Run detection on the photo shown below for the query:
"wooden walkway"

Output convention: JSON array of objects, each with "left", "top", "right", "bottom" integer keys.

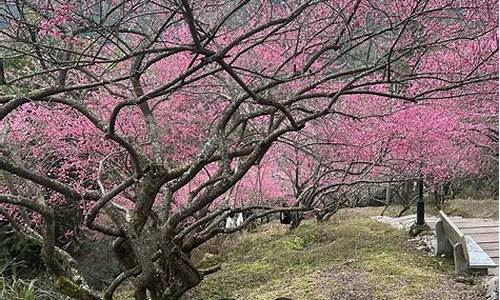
[{"left": 426, "top": 216, "right": 499, "bottom": 275}]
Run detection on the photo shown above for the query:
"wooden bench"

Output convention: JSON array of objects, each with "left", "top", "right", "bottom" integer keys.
[{"left": 435, "top": 210, "right": 497, "bottom": 274}]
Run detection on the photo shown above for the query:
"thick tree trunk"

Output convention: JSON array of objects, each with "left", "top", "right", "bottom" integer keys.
[{"left": 385, "top": 183, "right": 392, "bottom": 205}]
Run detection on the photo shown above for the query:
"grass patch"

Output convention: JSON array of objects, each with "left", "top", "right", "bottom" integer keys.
[
  {"left": 443, "top": 199, "right": 498, "bottom": 219},
  {"left": 0, "top": 275, "right": 64, "bottom": 300},
  {"left": 338, "top": 198, "right": 498, "bottom": 220},
  {"left": 189, "top": 212, "right": 483, "bottom": 300}
]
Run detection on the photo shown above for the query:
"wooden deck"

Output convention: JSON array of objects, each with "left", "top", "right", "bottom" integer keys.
[{"left": 427, "top": 217, "right": 499, "bottom": 275}]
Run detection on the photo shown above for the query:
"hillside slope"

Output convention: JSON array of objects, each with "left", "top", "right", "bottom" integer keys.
[{"left": 188, "top": 210, "right": 484, "bottom": 300}]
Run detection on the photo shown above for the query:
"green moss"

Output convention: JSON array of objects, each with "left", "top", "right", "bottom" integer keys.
[
  {"left": 113, "top": 287, "right": 135, "bottom": 300},
  {"left": 55, "top": 276, "right": 97, "bottom": 299},
  {"left": 335, "top": 198, "right": 498, "bottom": 220},
  {"left": 444, "top": 199, "right": 498, "bottom": 219},
  {"left": 190, "top": 213, "right": 481, "bottom": 300},
  {"left": 196, "top": 253, "right": 222, "bottom": 269},
  {"left": 282, "top": 236, "right": 308, "bottom": 251},
  {"left": 241, "top": 271, "right": 331, "bottom": 300}
]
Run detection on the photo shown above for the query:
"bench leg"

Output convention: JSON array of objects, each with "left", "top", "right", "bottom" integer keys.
[
  {"left": 453, "top": 243, "right": 469, "bottom": 274},
  {"left": 435, "top": 220, "right": 453, "bottom": 256}
]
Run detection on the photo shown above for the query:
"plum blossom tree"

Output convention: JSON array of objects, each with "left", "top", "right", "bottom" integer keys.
[
  {"left": 272, "top": 91, "right": 497, "bottom": 225},
  {"left": 0, "top": 0, "right": 497, "bottom": 299}
]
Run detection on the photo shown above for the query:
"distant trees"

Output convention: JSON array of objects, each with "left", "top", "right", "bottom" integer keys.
[
  {"left": 269, "top": 90, "right": 498, "bottom": 224},
  {"left": 0, "top": 0, "right": 497, "bottom": 299}
]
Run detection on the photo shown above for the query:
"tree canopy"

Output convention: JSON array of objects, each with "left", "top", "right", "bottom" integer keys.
[{"left": 0, "top": 0, "right": 497, "bottom": 299}]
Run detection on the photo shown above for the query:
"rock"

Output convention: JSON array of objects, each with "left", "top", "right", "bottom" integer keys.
[
  {"left": 454, "top": 276, "right": 475, "bottom": 285},
  {"left": 408, "top": 223, "right": 432, "bottom": 237},
  {"left": 416, "top": 245, "right": 429, "bottom": 251},
  {"left": 483, "top": 276, "right": 499, "bottom": 300},
  {"left": 198, "top": 253, "right": 221, "bottom": 268},
  {"left": 373, "top": 215, "right": 438, "bottom": 254},
  {"left": 203, "top": 253, "right": 216, "bottom": 260}
]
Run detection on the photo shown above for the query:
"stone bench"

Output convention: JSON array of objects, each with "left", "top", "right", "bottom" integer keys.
[{"left": 436, "top": 210, "right": 497, "bottom": 274}]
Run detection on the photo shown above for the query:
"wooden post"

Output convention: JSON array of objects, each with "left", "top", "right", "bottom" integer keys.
[
  {"left": 416, "top": 178, "right": 424, "bottom": 225},
  {"left": 453, "top": 243, "right": 469, "bottom": 274},
  {"left": 435, "top": 220, "right": 453, "bottom": 256}
]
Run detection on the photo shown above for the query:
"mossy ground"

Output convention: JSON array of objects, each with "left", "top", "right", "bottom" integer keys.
[
  {"left": 114, "top": 199, "right": 496, "bottom": 299},
  {"left": 188, "top": 207, "right": 486, "bottom": 300},
  {"left": 375, "top": 198, "right": 498, "bottom": 219},
  {"left": 441, "top": 198, "right": 498, "bottom": 219}
]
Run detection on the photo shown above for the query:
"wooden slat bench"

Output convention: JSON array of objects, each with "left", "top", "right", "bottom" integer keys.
[{"left": 435, "top": 210, "right": 497, "bottom": 274}]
